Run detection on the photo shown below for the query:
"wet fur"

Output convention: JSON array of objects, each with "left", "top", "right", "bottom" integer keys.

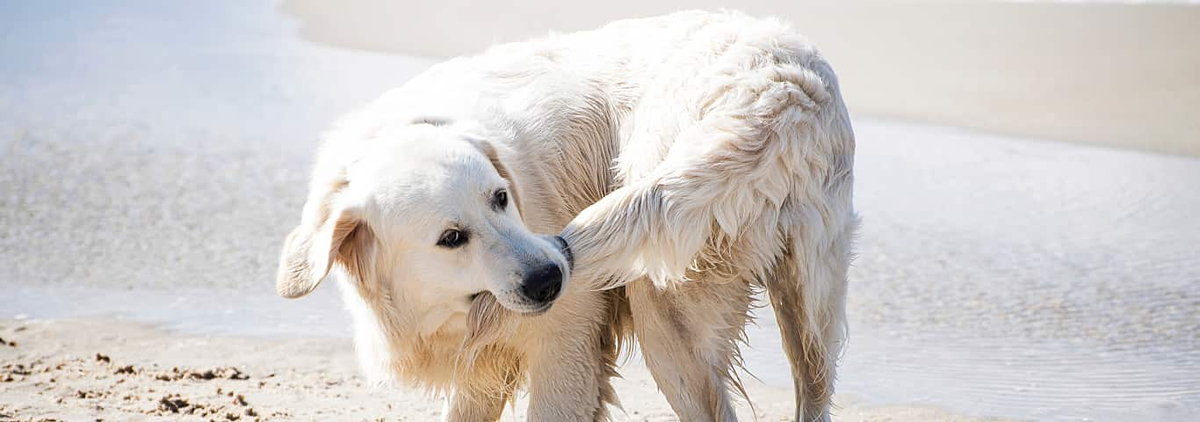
[{"left": 277, "top": 10, "right": 854, "bottom": 422}]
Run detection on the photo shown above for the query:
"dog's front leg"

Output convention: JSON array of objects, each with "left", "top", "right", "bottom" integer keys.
[
  {"left": 440, "top": 345, "right": 523, "bottom": 422},
  {"left": 524, "top": 339, "right": 607, "bottom": 422},
  {"left": 441, "top": 385, "right": 509, "bottom": 422},
  {"left": 521, "top": 291, "right": 620, "bottom": 422}
]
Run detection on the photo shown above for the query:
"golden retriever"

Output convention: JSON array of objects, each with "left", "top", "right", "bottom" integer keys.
[{"left": 276, "top": 10, "right": 856, "bottom": 422}]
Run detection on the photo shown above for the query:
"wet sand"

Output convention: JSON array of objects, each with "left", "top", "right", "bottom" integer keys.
[
  {"left": 280, "top": 0, "right": 1200, "bottom": 157},
  {"left": 2, "top": 1, "right": 1198, "bottom": 421}
]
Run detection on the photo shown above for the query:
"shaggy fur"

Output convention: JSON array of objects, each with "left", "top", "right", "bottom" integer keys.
[{"left": 276, "top": 10, "right": 855, "bottom": 422}]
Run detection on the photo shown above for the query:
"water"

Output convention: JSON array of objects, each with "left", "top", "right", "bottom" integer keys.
[
  {"left": 3, "top": 1, "right": 1198, "bottom": 421},
  {"left": 747, "top": 303, "right": 1199, "bottom": 422},
  {"left": 4, "top": 286, "right": 349, "bottom": 338}
]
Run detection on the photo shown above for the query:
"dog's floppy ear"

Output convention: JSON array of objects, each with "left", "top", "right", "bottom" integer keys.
[
  {"left": 277, "top": 206, "right": 361, "bottom": 298},
  {"left": 467, "top": 138, "right": 524, "bottom": 217},
  {"left": 277, "top": 164, "right": 365, "bottom": 299}
]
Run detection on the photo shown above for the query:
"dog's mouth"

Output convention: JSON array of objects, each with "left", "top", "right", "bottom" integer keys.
[
  {"left": 523, "top": 302, "right": 553, "bottom": 316},
  {"left": 469, "top": 291, "right": 553, "bottom": 316}
]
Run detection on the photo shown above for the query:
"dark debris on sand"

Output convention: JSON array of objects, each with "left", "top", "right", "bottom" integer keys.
[{"left": 152, "top": 366, "right": 249, "bottom": 382}]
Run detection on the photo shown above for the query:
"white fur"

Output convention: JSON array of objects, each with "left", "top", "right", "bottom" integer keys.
[{"left": 277, "top": 10, "right": 856, "bottom": 422}]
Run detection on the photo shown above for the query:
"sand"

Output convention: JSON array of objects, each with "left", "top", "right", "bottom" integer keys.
[
  {"left": 279, "top": 0, "right": 1200, "bottom": 157},
  {"left": 2, "top": 1, "right": 1198, "bottom": 421},
  {"left": 0, "top": 319, "right": 1004, "bottom": 422}
]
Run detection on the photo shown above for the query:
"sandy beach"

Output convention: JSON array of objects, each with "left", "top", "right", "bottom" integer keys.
[{"left": 2, "top": 1, "right": 1197, "bottom": 421}]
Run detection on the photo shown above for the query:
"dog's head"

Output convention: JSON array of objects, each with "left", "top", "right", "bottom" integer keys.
[{"left": 276, "top": 122, "right": 570, "bottom": 314}]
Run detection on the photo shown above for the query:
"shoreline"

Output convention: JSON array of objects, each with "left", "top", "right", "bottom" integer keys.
[{"left": 279, "top": 0, "right": 1200, "bottom": 157}]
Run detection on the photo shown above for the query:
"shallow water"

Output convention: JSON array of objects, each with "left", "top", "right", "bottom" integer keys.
[{"left": 2, "top": 1, "right": 1198, "bottom": 421}]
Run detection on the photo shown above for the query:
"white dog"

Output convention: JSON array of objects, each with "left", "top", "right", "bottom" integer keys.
[{"left": 277, "top": 10, "right": 856, "bottom": 422}]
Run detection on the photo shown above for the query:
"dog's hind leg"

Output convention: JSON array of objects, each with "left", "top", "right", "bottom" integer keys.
[
  {"left": 764, "top": 207, "right": 856, "bottom": 422},
  {"left": 628, "top": 277, "right": 753, "bottom": 422}
]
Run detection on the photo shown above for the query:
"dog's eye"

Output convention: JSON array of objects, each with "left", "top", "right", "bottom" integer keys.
[
  {"left": 492, "top": 189, "right": 508, "bottom": 210},
  {"left": 437, "top": 229, "right": 469, "bottom": 248}
]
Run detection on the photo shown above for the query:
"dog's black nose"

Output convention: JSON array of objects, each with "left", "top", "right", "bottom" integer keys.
[
  {"left": 520, "top": 264, "right": 562, "bottom": 304},
  {"left": 553, "top": 236, "right": 574, "bottom": 271}
]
